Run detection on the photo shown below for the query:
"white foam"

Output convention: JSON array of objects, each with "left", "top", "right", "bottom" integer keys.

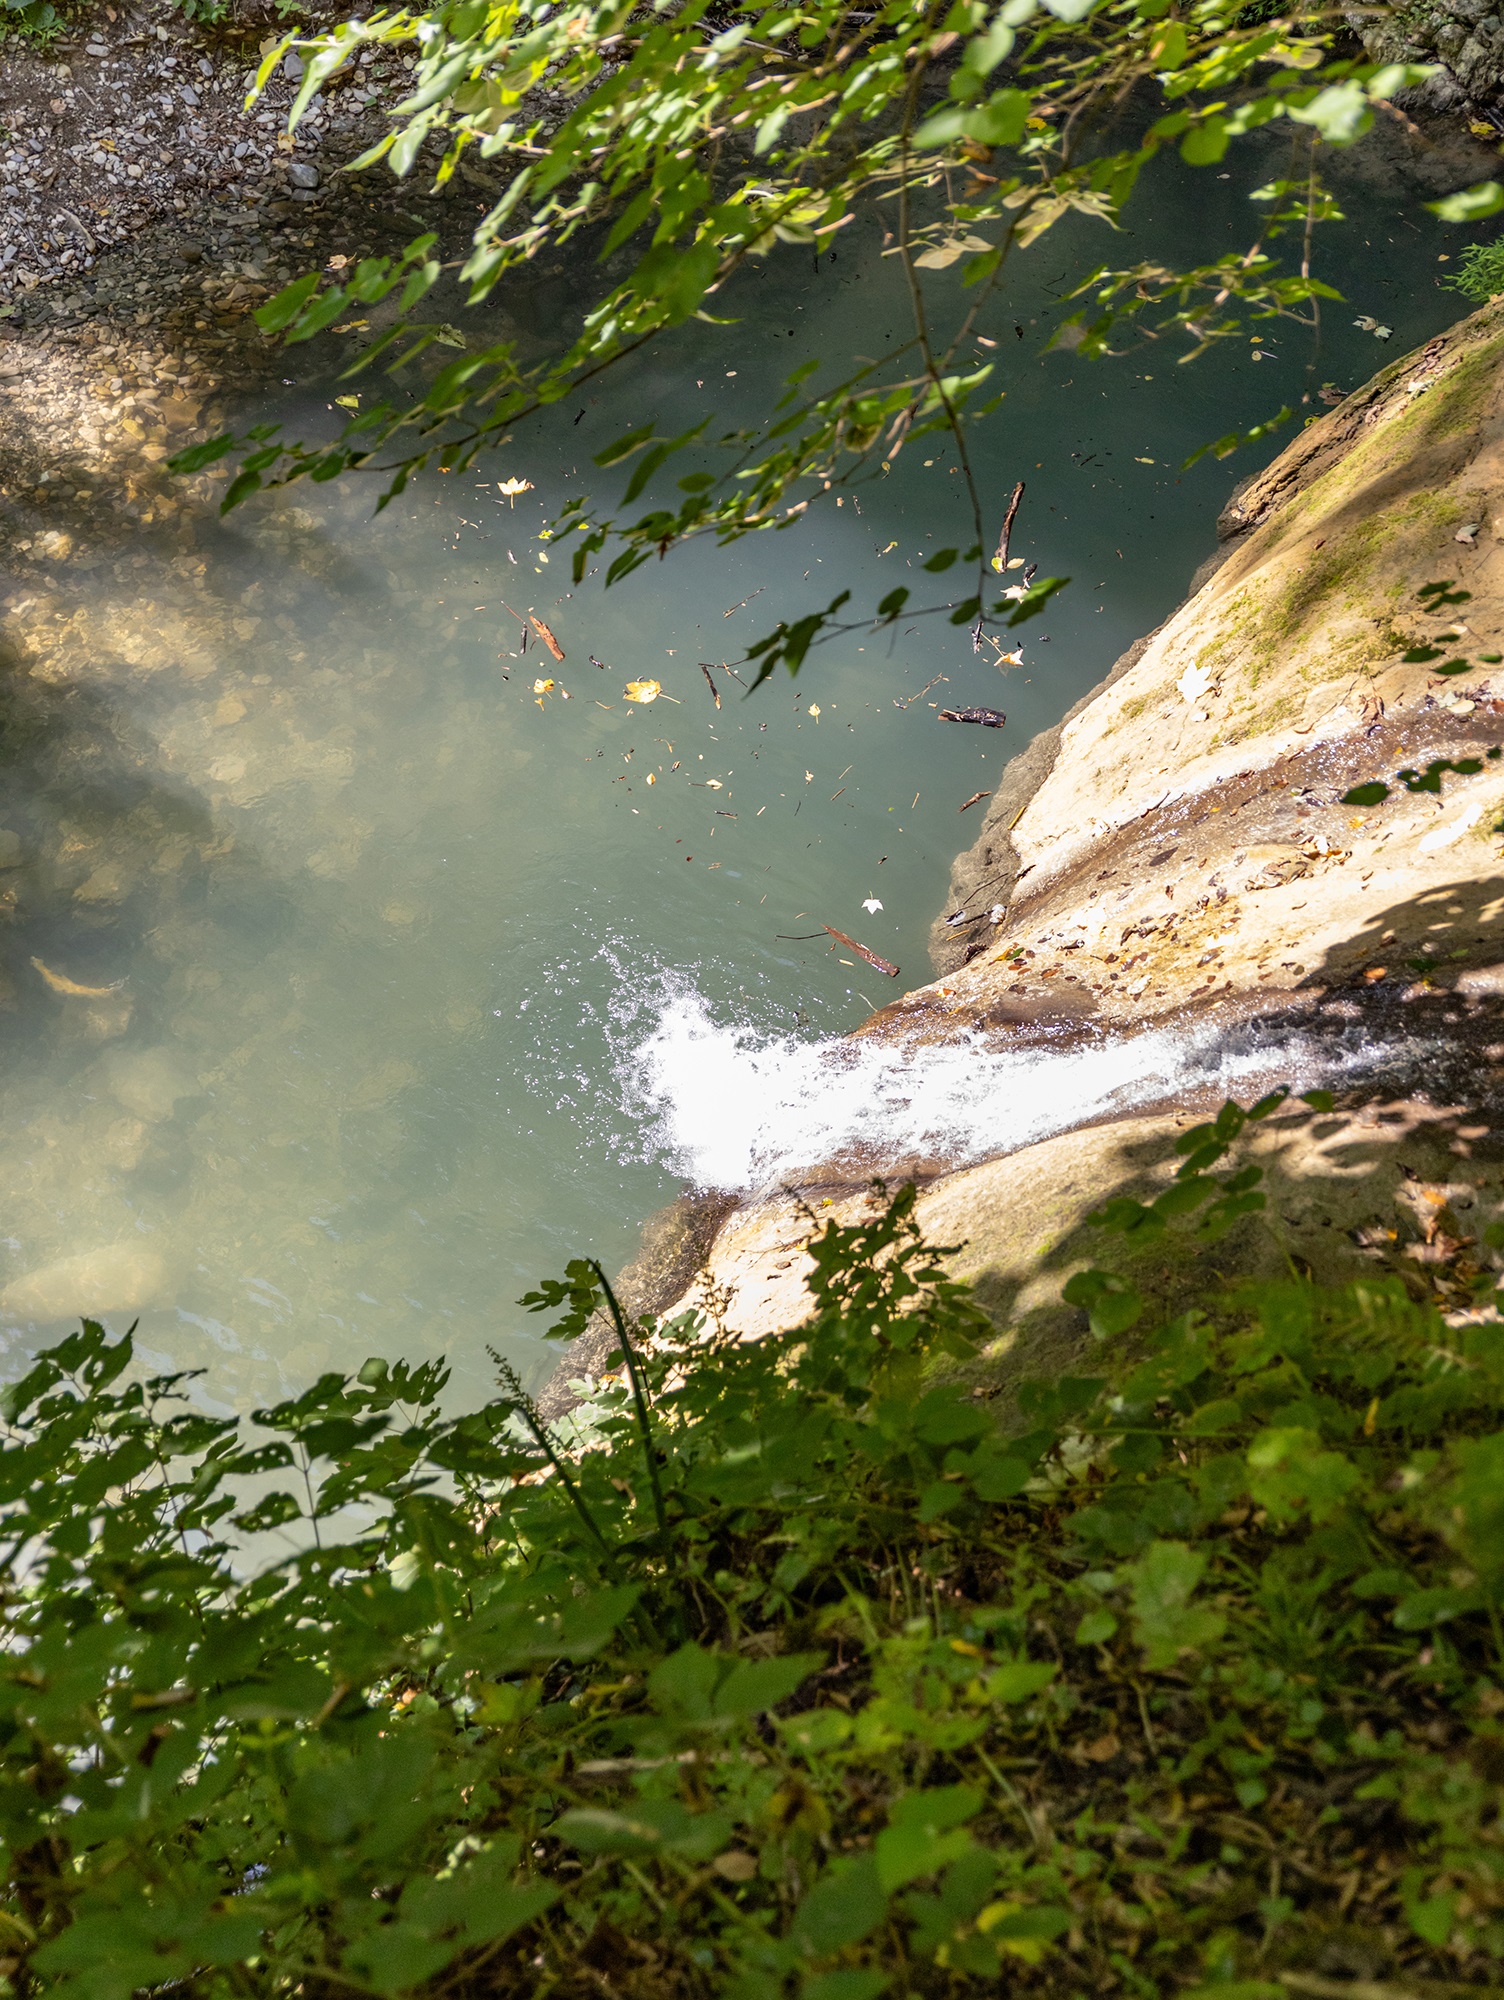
[{"left": 623, "top": 987, "right": 1369, "bottom": 1192}]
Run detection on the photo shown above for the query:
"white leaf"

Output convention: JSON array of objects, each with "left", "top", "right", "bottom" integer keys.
[{"left": 1176, "top": 662, "right": 1216, "bottom": 706}]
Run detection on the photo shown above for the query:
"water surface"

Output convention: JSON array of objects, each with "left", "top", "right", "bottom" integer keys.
[{"left": 0, "top": 125, "right": 1479, "bottom": 1401}]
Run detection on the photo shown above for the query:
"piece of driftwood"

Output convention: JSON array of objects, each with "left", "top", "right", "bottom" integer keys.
[
  {"left": 994, "top": 479, "right": 1025, "bottom": 572},
  {"left": 823, "top": 926, "right": 899, "bottom": 978},
  {"left": 530, "top": 615, "right": 565, "bottom": 661},
  {"left": 938, "top": 706, "right": 1007, "bottom": 728}
]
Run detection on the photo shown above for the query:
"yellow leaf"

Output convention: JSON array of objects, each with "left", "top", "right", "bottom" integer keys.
[
  {"left": 623, "top": 680, "right": 662, "bottom": 704},
  {"left": 533, "top": 677, "right": 555, "bottom": 695}
]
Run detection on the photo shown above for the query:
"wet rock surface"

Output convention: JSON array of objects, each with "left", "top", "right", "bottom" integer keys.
[{"left": 607, "top": 299, "right": 1504, "bottom": 1391}]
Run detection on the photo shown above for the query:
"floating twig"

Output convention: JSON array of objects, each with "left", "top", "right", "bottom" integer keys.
[
  {"left": 722, "top": 587, "right": 766, "bottom": 619},
  {"left": 823, "top": 926, "right": 899, "bottom": 978},
  {"left": 958, "top": 790, "right": 991, "bottom": 812},
  {"left": 993, "top": 479, "right": 1025, "bottom": 573},
  {"left": 530, "top": 615, "right": 565, "bottom": 662},
  {"left": 894, "top": 674, "right": 948, "bottom": 710}
]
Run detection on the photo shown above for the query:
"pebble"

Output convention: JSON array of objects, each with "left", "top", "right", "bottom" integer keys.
[{"left": 0, "top": 20, "right": 413, "bottom": 307}]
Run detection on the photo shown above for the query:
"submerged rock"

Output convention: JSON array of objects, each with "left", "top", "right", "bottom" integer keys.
[
  {"left": 102, "top": 1047, "right": 196, "bottom": 1124},
  {"left": 1, "top": 1242, "right": 167, "bottom": 1321}
]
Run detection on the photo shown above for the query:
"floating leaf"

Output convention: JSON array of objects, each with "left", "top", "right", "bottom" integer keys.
[{"left": 623, "top": 680, "right": 662, "bottom": 704}]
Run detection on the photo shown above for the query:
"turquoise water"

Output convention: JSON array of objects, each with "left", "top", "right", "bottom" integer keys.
[{"left": 0, "top": 132, "right": 1474, "bottom": 1403}]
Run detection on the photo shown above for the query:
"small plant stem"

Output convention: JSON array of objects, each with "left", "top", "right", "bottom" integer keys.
[
  {"left": 491, "top": 1351, "right": 620, "bottom": 1575},
  {"left": 519, "top": 1408, "right": 621, "bottom": 1578},
  {"left": 588, "top": 1259, "right": 669, "bottom": 1543},
  {"left": 1132, "top": 1679, "right": 1158, "bottom": 1756}
]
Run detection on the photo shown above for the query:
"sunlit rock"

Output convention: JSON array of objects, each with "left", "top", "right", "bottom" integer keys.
[{"left": 617, "top": 300, "right": 1504, "bottom": 1382}]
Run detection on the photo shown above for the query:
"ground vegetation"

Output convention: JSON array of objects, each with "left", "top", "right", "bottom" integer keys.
[{"left": 1, "top": 1092, "right": 1503, "bottom": 1998}]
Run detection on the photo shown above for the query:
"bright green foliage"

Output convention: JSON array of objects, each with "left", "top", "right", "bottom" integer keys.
[
  {"left": 176, "top": 0, "right": 1446, "bottom": 671},
  {"left": 2, "top": 1113, "right": 1504, "bottom": 1996},
  {"left": 1445, "top": 235, "right": 1504, "bottom": 301}
]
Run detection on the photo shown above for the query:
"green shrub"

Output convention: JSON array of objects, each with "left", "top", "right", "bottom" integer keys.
[
  {"left": 0, "top": 1094, "right": 1501, "bottom": 1998},
  {"left": 0, "top": 0, "right": 64, "bottom": 47},
  {"left": 1446, "top": 237, "right": 1504, "bottom": 302}
]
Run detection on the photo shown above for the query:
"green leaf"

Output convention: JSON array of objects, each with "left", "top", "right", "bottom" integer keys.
[
  {"left": 255, "top": 272, "right": 321, "bottom": 332},
  {"left": 963, "top": 87, "right": 1030, "bottom": 146},
  {"left": 801, "top": 1973, "right": 889, "bottom": 2000},
  {"left": 1392, "top": 1584, "right": 1484, "bottom": 1629},
  {"left": 554, "top": 1801, "right": 733, "bottom": 1860},
  {"left": 1180, "top": 115, "right": 1229, "bottom": 165},
  {"left": 594, "top": 424, "right": 656, "bottom": 468},
  {"left": 1246, "top": 1426, "right": 1363, "bottom": 1525},
  {"left": 167, "top": 433, "right": 237, "bottom": 475},
  {"left": 630, "top": 240, "right": 720, "bottom": 325},
  {"left": 969, "top": 1453, "right": 1031, "bottom": 1501},
  {"left": 231, "top": 1491, "right": 302, "bottom": 1533},
  {"left": 1427, "top": 180, "right": 1504, "bottom": 222},
  {"left": 1405, "top": 1889, "right": 1457, "bottom": 1946},
  {"left": 985, "top": 1660, "right": 1057, "bottom": 1703},
  {"left": 647, "top": 1643, "right": 819, "bottom": 1725},
  {"left": 875, "top": 1785, "right": 982, "bottom": 1891},
  {"left": 791, "top": 1854, "right": 887, "bottom": 1956},
  {"left": 1285, "top": 80, "right": 1371, "bottom": 144},
  {"left": 1123, "top": 1539, "right": 1225, "bottom": 1670},
  {"left": 1004, "top": 575, "right": 1069, "bottom": 626},
  {"left": 1182, "top": 404, "right": 1293, "bottom": 471},
  {"left": 1180, "top": 1986, "right": 1283, "bottom": 2000},
  {"left": 1063, "top": 1268, "right": 1145, "bottom": 1339},
  {"left": 1074, "top": 1609, "right": 1118, "bottom": 1646}
]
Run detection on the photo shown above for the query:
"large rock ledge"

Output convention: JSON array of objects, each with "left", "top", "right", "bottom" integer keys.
[{"left": 588, "top": 299, "right": 1504, "bottom": 1393}]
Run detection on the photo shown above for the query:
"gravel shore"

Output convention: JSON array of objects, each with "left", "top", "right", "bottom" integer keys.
[{"left": 0, "top": 3, "right": 514, "bottom": 592}]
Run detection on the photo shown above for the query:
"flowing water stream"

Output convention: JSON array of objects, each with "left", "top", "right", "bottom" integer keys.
[{"left": 0, "top": 125, "right": 1481, "bottom": 1401}]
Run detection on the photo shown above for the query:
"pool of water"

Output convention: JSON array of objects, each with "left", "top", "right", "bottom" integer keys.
[{"left": 0, "top": 120, "right": 1480, "bottom": 1403}]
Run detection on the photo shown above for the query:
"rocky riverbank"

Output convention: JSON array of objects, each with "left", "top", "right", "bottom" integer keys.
[{"left": 612, "top": 299, "right": 1504, "bottom": 1401}]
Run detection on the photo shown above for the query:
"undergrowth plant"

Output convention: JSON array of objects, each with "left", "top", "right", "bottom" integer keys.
[
  {"left": 1446, "top": 237, "right": 1504, "bottom": 303},
  {"left": 1, "top": 1088, "right": 1502, "bottom": 1998}
]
